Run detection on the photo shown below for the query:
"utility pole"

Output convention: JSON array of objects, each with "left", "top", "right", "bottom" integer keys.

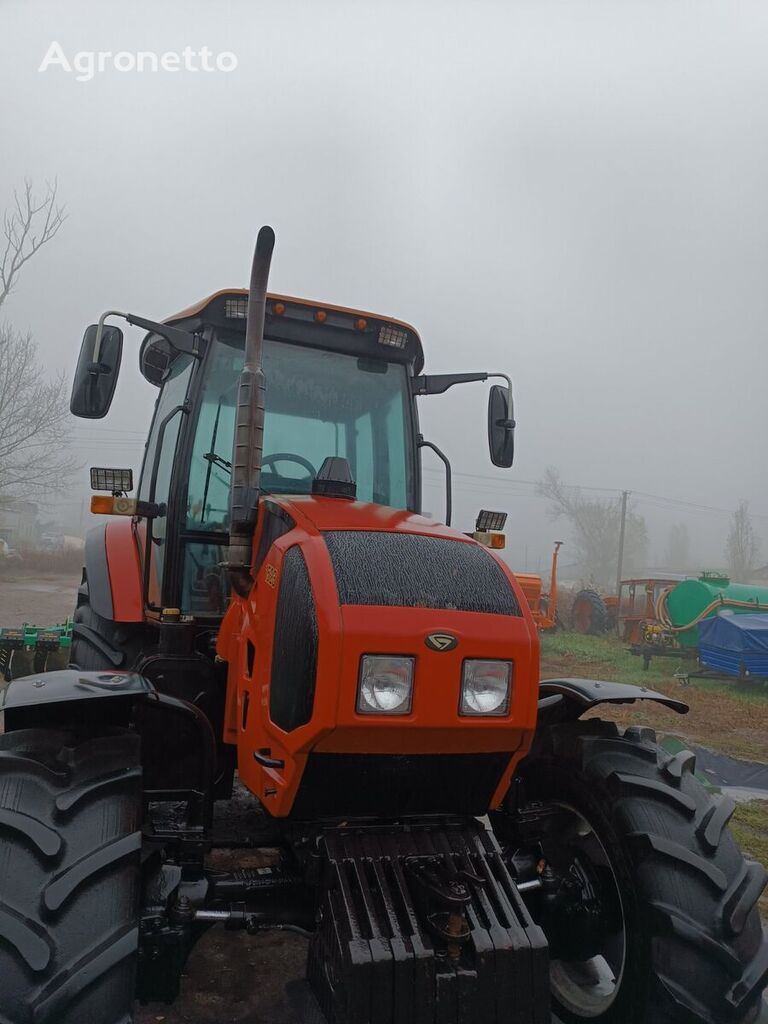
[{"left": 615, "top": 490, "right": 629, "bottom": 634}]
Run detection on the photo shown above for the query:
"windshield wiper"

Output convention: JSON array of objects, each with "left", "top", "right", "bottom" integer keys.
[
  {"left": 203, "top": 451, "right": 232, "bottom": 473},
  {"left": 201, "top": 401, "right": 227, "bottom": 523}
]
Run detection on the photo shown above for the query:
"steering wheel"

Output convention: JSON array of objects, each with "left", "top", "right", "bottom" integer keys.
[{"left": 261, "top": 452, "right": 317, "bottom": 480}]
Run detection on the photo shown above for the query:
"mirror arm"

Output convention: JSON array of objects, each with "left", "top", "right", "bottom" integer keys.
[
  {"left": 417, "top": 435, "right": 452, "bottom": 527},
  {"left": 124, "top": 314, "right": 201, "bottom": 359},
  {"left": 412, "top": 372, "right": 488, "bottom": 396},
  {"left": 92, "top": 310, "right": 128, "bottom": 363},
  {"left": 412, "top": 370, "right": 515, "bottom": 426},
  {"left": 92, "top": 310, "right": 200, "bottom": 363},
  {"left": 487, "top": 372, "right": 515, "bottom": 427}
]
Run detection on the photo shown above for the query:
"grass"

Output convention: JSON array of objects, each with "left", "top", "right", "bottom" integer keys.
[
  {"left": 730, "top": 801, "right": 768, "bottom": 918},
  {"left": 540, "top": 631, "right": 768, "bottom": 763}
]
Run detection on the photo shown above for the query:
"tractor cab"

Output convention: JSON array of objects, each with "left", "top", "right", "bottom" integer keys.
[
  {"left": 71, "top": 286, "right": 515, "bottom": 619},
  {"left": 142, "top": 291, "right": 422, "bottom": 617}
]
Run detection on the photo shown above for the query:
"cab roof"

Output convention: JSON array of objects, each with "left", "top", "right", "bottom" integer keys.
[{"left": 140, "top": 289, "right": 424, "bottom": 384}]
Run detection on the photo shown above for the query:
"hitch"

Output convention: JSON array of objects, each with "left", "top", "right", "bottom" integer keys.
[{"left": 405, "top": 857, "right": 484, "bottom": 957}]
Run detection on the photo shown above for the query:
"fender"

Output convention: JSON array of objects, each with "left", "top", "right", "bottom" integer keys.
[
  {"left": 537, "top": 677, "right": 688, "bottom": 727},
  {"left": 84, "top": 520, "right": 144, "bottom": 622},
  {"left": 1, "top": 669, "right": 217, "bottom": 827},
  {"left": 0, "top": 669, "right": 155, "bottom": 713}
]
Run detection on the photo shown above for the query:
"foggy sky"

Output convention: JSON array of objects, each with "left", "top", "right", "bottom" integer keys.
[{"left": 2, "top": 0, "right": 767, "bottom": 573}]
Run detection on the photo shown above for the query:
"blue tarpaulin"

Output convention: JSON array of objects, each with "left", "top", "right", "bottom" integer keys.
[{"left": 697, "top": 613, "right": 768, "bottom": 678}]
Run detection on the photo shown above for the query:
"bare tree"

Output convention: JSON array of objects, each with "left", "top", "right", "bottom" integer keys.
[
  {"left": 0, "top": 181, "right": 72, "bottom": 503},
  {"left": 0, "top": 326, "right": 75, "bottom": 500},
  {"left": 725, "top": 501, "right": 760, "bottom": 582},
  {"left": 538, "top": 467, "right": 648, "bottom": 587},
  {"left": 0, "top": 180, "right": 66, "bottom": 312}
]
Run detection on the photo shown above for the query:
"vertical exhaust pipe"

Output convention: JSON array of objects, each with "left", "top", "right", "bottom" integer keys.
[{"left": 227, "top": 225, "right": 275, "bottom": 592}]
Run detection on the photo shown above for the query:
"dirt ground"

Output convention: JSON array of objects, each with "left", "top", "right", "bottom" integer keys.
[{"left": 0, "top": 570, "right": 79, "bottom": 625}]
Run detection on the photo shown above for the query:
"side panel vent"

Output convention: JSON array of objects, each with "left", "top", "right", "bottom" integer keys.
[{"left": 270, "top": 546, "right": 318, "bottom": 732}]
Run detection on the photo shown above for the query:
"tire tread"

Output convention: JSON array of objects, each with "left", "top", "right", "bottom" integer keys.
[{"left": 0, "top": 728, "right": 141, "bottom": 1024}]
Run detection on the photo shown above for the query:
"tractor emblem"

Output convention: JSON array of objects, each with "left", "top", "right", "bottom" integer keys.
[{"left": 425, "top": 633, "right": 458, "bottom": 651}]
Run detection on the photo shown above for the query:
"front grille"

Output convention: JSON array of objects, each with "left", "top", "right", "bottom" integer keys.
[
  {"left": 291, "top": 752, "right": 511, "bottom": 819},
  {"left": 323, "top": 531, "right": 521, "bottom": 615}
]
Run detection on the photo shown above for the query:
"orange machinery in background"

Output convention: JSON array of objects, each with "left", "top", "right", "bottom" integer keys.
[{"left": 514, "top": 541, "right": 563, "bottom": 631}]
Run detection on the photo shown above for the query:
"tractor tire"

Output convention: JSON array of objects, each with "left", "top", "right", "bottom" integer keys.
[
  {"left": 571, "top": 589, "right": 609, "bottom": 635},
  {"left": 517, "top": 719, "right": 767, "bottom": 1024},
  {"left": 71, "top": 581, "right": 146, "bottom": 672},
  {"left": 0, "top": 727, "right": 142, "bottom": 1023}
]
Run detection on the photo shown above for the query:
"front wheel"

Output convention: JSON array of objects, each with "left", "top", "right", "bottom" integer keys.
[
  {"left": 510, "top": 720, "right": 767, "bottom": 1024},
  {"left": 0, "top": 727, "right": 142, "bottom": 1023}
]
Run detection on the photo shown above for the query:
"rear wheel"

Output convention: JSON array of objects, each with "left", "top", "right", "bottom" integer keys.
[
  {"left": 571, "top": 590, "right": 608, "bottom": 635},
  {"left": 515, "top": 720, "right": 767, "bottom": 1024},
  {"left": 0, "top": 727, "right": 142, "bottom": 1023}
]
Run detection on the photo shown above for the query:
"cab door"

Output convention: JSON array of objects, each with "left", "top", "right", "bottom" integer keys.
[{"left": 137, "top": 352, "right": 195, "bottom": 609}]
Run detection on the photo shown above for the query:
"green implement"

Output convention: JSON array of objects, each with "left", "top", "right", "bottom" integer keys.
[{"left": 0, "top": 621, "right": 73, "bottom": 681}]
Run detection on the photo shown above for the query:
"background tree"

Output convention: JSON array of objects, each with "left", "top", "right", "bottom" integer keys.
[
  {"left": 0, "top": 180, "right": 72, "bottom": 503},
  {"left": 664, "top": 522, "right": 691, "bottom": 570},
  {"left": 0, "top": 180, "right": 65, "bottom": 311},
  {"left": 538, "top": 467, "right": 648, "bottom": 587},
  {"left": 0, "top": 326, "right": 75, "bottom": 499},
  {"left": 725, "top": 500, "right": 760, "bottom": 582}
]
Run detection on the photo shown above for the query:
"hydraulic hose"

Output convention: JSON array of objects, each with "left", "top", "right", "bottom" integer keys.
[{"left": 655, "top": 587, "right": 768, "bottom": 633}]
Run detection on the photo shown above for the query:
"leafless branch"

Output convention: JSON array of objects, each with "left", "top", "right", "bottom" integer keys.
[
  {"left": 0, "top": 325, "right": 77, "bottom": 500},
  {"left": 0, "top": 179, "right": 67, "bottom": 311}
]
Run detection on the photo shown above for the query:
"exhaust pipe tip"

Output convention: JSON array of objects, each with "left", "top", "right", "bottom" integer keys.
[{"left": 255, "top": 224, "right": 275, "bottom": 258}]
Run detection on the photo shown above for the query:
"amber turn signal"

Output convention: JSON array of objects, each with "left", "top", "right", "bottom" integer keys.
[
  {"left": 473, "top": 530, "right": 506, "bottom": 549},
  {"left": 91, "top": 495, "right": 138, "bottom": 516}
]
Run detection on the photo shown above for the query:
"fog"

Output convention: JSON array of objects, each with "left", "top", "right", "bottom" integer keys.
[{"left": 2, "top": 0, "right": 767, "bottom": 577}]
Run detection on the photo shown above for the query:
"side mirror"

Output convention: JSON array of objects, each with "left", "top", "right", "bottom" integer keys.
[
  {"left": 70, "top": 324, "right": 123, "bottom": 419},
  {"left": 488, "top": 384, "right": 515, "bottom": 467}
]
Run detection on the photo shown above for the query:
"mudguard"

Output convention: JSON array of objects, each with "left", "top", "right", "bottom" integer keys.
[
  {"left": 0, "top": 669, "right": 155, "bottom": 711},
  {"left": 537, "top": 677, "right": 688, "bottom": 725},
  {"left": 83, "top": 520, "right": 145, "bottom": 622},
  {"left": 1, "top": 670, "right": 217, "bottom": 827}
]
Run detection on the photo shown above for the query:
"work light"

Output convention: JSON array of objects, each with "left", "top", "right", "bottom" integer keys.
[
  {"left": 357, "top": 656, "right": 414, "bottom": 715},
  {"left": 90, "top": 467, "right": 133, "bottom": 493},
  {"left": 377, "top": 325, "right": 408, "bottom": 349},
  {"left": 475, "top": 509, "right": 507, "bottom": 533},
  {"left": 459, "top": 660, "right": 512, "bottom": 716}
]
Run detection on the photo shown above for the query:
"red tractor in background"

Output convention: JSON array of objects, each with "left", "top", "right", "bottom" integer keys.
[{"left": 0, "top": 229, "right": 765, "bottom": 1024}]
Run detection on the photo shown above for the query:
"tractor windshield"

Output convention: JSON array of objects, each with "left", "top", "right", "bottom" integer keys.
[{"left": 186, "top": 332, "right": 414, "bottom": 531}]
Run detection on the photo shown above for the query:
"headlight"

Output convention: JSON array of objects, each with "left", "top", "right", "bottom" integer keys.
[
  {"left": 460, "top": 660, "right": 512, "bottom": 716},
  {"left": 357, "top": 655, "right": 415, "bottom": 715}
]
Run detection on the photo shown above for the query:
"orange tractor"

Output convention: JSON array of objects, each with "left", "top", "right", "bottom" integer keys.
[
  {"left": 515, "top": 541, "right": 563, "bottom": 632},
  {"left": 0, "top": 229, "right": 765, "bottom": 1024}
]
